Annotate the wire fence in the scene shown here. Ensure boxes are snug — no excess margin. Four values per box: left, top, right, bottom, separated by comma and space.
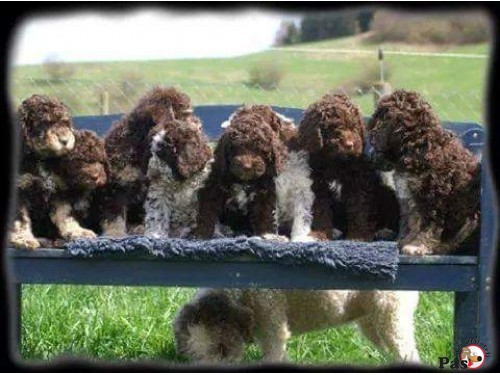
9, 47, 487, 125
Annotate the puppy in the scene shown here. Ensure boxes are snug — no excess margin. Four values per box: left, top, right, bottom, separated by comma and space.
12, 129, 107, 247
10, 94, 76, 249
102, 87, 198, 237
144, 116, 213, 238
367, 90, 480, 255
298, 93, 399, 241
174, 288, 420, 364
195, 106, 312, 241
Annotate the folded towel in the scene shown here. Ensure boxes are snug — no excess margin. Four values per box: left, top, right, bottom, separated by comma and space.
64, 236, 399, 280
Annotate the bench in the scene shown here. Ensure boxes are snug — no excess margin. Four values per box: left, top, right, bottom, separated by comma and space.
8, 105, 497, 364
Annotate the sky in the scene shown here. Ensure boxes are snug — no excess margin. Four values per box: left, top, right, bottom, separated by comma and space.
11, 10, 298, 66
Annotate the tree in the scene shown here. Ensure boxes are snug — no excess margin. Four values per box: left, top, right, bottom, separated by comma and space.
300, 11, 358, 42
274, 20, 301, 46
358, 10, 374, 32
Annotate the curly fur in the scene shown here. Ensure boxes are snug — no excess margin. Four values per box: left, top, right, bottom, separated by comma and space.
195, 106, 312, 240
18, 94, 76, 158
223, 105, 297, 146
101, 87, 197, 237
298, 93, 399, 241
144, 118, 213, 238
174, 288, 420, 364
10, 128, 108, 248
367, 90, 480, 255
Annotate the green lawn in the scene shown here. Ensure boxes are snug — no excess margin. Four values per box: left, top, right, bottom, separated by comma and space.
10, 34, 489, 123
21, 285, 453, 367
13, 34, 486, 367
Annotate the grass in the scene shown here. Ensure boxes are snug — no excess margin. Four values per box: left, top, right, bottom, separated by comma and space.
13, 33, 483, 367
10, 34, 490, 123
20, 285, 453, 367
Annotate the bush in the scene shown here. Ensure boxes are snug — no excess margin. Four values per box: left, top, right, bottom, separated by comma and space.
336, 61, 392, 97
247, 61, 285, 91
369, 10, 491, 45
43, 58, 75, 82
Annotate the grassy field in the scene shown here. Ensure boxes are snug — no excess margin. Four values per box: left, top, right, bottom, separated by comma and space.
13, 34, 487, 367
21, 286, 454, 367
10, 34, 489, 123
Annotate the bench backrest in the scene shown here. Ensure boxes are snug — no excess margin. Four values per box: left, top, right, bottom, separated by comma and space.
72, 105, 485, 158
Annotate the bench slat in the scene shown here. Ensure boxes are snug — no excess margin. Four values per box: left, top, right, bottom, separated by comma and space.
8, 249, 477, 291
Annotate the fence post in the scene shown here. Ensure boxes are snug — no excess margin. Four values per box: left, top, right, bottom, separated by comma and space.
99, 91, 110, 115
372, 81, 392, 106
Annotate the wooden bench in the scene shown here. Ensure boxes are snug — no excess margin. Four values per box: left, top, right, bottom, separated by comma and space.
8, 105, 496, 363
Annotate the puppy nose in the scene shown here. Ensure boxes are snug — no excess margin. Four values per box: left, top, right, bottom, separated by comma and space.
241, 160, 253, 170
344, 140, 354, 149
59, 138, 68, 146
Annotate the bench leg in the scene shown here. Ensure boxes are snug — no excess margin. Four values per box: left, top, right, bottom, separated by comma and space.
454, 291, 478, 354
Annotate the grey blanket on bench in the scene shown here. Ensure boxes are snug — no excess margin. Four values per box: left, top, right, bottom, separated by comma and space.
64, 236, 399, 280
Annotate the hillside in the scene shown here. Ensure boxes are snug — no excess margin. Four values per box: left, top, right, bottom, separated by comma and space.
11, 34, 489, 123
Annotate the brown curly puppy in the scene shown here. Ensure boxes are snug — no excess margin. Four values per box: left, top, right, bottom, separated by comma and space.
102, 87, 199, 237
10, 94, 77, 249
11, 129, 107, 248
194, 109, 288, 238
298, 93, 399, 241
367, 89, 480, 255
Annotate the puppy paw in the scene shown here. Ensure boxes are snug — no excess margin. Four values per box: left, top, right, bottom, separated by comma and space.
401, 243, 432, 256
62, 227, 97, 240
331, 228, 343, 240
261, 233, 290, 242
291, 234, 316, 243
10, 235, 41, 250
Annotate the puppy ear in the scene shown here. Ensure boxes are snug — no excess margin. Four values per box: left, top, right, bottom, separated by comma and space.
212, 136, 228, 177
177, 136, 213, 178
299, 120, 323, 154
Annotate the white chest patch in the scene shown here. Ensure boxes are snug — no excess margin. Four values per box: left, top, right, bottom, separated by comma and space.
380, 170, 396, 192
394, 172, 412, 200
328, 180, 342, 200
227, 184, 256, 214
144, 152, 211, 238
275, 150, 314, 240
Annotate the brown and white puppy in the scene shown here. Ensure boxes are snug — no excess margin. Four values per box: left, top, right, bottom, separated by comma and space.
174, 288, 420, 365
11, 129, 108, 248
10, 94, 76, 249
298, 93, 399, 242
194, 106, 312, 240
367, 90, 480, 255
102, 87, 199, 237
144, 116, 213, 238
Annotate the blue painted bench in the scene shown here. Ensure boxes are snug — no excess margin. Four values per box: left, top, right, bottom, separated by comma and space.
8, 105, 497, 364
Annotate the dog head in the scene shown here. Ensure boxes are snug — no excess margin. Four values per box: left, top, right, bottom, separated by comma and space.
56, 130, 108, 189
149, 116, 212, 181
215, 113, 287, 182
133, 86, 198, 130
19, 94, 76, 157
227, 105, 297, 145
298, 93, 364, 160
173, 292, 254, 364
367, 89, 441, 166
